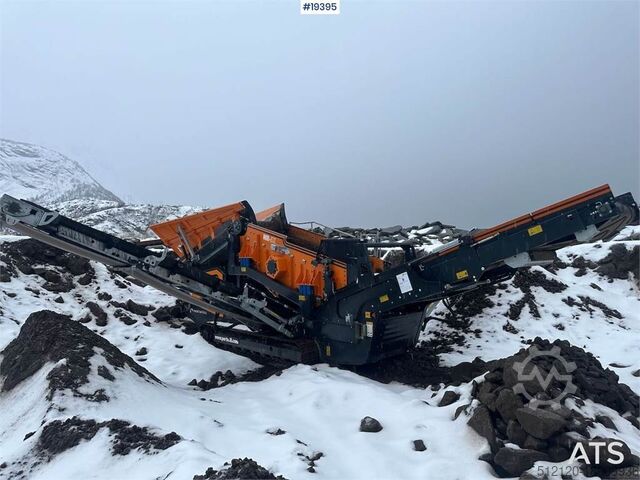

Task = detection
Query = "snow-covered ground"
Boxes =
[0,227,638,480]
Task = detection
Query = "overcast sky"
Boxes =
[1,0,638,229]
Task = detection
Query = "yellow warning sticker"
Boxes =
[325,345,331,357]
[456,270,469,280]
[298,295,306,301]
[528,225,543,236]
[379,294,389,303]
[365,311,371,319]
[241,266,247,272]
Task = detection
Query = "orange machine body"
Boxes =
[237,224,348,297]
[151,201,350,298]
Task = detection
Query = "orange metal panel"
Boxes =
[256,204,284,222]
[150,202,247,257]
[239,224,347,295]
[472,185,611,242]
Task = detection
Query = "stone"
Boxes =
[493,447,549,477]
[118,314,137,326]
[623,413,639,429]
[547,446,570,462]
[86,302,108,325]
[516,407,567,440]
[412,439,427,451]
[359,416,383,433]
[54,296,64,304]
[523,435,548,451]
[97,291,112,301]
[438,390,460,407]
[477,382,498,411]
[495,388,523,421]
[596,414,618,431]
[467,405,497,452]
[506,420,527,446]
[453,403,469,420]
[77,273,93,286]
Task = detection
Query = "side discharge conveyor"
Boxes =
[1,185,637,365]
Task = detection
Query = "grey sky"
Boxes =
[1,0,638,229]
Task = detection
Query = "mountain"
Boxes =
[0,139,123,205]
[53,199,202,238]
[0,139,202,238]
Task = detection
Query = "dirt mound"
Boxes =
[462,337,639,478]
[0,239,94,284]
[193,458,287,480]
[0,310,158,400]
[38,416,180,459]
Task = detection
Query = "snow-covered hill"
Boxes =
[53,199,203,238]
[0,227,638,480]
[0,139,202,238]
[0,139,122,206]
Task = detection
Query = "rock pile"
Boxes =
[38,416,180,459]
[319,221,467,246]
[549,243,639,285]
[462,337,639,478]
[0,239,94,288]
[0,310,158,400]
[193,458,287,480]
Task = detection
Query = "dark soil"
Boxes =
[37,416,180,459]
[193,458,287,480]
[357,343,491,388]
[0,310,158,400]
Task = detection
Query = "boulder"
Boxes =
[516,407,567,440]
[438,390,460,407]
[495,389,523,421]
[359,416,383,433]
[523,435,547,451]
[467,405,497,451]
[547,446,570,462]
[506,420,527,446]
[493,447,549,477]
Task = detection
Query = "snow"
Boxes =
[1,228,638,478]
[0,139,122,205]
[0,349,497,480]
